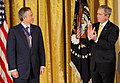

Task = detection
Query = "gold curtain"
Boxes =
[4,0,119,83]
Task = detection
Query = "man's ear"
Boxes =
[105,14,110,18]
[22,16,26,20]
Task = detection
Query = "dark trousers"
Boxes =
[13,77,39,83]
[91,65,115,83]
[13,63,39,83]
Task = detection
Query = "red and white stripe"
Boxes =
[0,20,12,83]
[76,26,81,39]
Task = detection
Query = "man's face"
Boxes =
[23,10,34,24]
[97,8,109,23]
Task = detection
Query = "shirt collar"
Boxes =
[21,22,30,28]
[100,20,108,28]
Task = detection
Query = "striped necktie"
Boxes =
[26,27,32,48]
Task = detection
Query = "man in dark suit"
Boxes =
[6,7,45,83]
[118,52,120,73]
[87,5,119,83]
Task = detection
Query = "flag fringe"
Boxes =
[70,61,92,83]
[70,61,83,83]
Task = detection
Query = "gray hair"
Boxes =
[18,7,31,21]
[99,5,112,17]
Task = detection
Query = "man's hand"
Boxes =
[87,24,97,40]
[11,70,19,78]
[40,68,44,75]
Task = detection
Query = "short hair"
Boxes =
[99,5,112,16]
[18,7,31,21]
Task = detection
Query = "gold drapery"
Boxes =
[4,0,119,83]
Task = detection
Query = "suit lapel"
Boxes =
[30,25,36,49]
[17,24,30,49]
[101,21,111,34]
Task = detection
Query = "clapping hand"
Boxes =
[87,24,97,41]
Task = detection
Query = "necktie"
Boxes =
[26,27,32,48]
[98,24,103,38]
[26,27,33,77]
[26,27,30,33]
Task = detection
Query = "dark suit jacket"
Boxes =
[118,52,120,73]
[6,23,45,79]
[89,20,119,72]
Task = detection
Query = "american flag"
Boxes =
[0,0,12,83]
[70,0,91,82]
